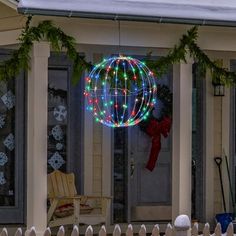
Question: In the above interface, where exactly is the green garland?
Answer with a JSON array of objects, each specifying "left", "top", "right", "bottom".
[
  {"left": 146, "top": 26, "right": 235, "bottom": 85},
  {"left": 0, "top": 16, "right": 91, "bottom": 84},
  {"left": 0, "top": 16, "right": 236, "bottom": 86}
]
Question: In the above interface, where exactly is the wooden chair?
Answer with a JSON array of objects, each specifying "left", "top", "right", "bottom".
[{"left": 47, "top": 170, "right": 111, "bottom": 227}]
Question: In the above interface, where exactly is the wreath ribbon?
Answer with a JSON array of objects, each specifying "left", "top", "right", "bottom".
[{"left": 139, "top": 84, "right": 172, "bottom": 171}]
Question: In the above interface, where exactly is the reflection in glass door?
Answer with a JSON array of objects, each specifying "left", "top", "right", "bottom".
[
  {"left": 47, "top": 54, "right": 83, "bottom": 193},
  {"left": 0, "top": 50, "right": 25, "bottom": 224}
]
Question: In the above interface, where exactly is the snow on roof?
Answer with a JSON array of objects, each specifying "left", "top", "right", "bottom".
[{"left": 17, "top": 0, "right": 236, "bottom": 24}]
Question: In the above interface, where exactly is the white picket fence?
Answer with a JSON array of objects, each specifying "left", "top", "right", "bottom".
[{"left": 0, "top": 215, "right": 235, "bottom": 236}]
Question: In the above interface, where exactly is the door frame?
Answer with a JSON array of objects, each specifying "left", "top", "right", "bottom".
[
  {"left": 48, "top": 53, "right": 84, "bottom": 192},
  {"left": 127, "top": 64, "right": 173, "bottom": 222}
]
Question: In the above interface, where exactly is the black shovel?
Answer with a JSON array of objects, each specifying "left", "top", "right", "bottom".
[
  {"left": 223, "top": 150, "right": 236, "bottom": 215},
  {"left": 214, "top": 157, "right": 233, "bottom": 233},
  {"left": 215, "top": 157, "right": 226, "bottom": 212}
]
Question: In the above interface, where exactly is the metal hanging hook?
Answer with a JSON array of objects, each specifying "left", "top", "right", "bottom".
[{"left": 118, "top": 20, "right": 122, "bottom": 56}]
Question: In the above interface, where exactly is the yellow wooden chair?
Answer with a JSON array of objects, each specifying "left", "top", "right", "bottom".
[{"left": 47, "top": 170, "right": 111, "bottom": 227}]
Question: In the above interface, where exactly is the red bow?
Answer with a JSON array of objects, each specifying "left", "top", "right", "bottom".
[{"left": 145, "top": 116, "right": 171, "bottom": 171}]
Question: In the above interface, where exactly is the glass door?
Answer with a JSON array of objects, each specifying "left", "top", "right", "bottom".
[{"left": 47, "top": 54, "right": 83, "bottom": 192}]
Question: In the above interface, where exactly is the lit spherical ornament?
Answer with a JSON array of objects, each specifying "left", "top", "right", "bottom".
[{"left": 84, "top": 56, "right": 157, "bottom": 127}]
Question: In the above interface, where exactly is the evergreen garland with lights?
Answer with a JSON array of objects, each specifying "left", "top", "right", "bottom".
[{"left": 0, "top": 17, "right": 236, "bottom": 86}]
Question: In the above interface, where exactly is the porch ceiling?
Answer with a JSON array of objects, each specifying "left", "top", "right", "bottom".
[{"left": 17, "top": 0, "right": 236, "bottom": 26}]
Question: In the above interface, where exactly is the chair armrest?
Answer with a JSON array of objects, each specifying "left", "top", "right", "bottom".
[
  {"left": 48, "top": 196, "right": 82, "bottom": 200},
  {"left": 76, "top": 195, "right": 112, "bottom": 200}
]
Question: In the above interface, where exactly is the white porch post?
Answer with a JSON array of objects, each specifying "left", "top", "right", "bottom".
[
  {"left": 204, "top": 69, "right": 214, "bottom": 223},
  {"left": 27, "top": 42, "right": 50, "bottom": 234},
  {"left": 172, "top": 58, "right": 193, "bottom": 221}
]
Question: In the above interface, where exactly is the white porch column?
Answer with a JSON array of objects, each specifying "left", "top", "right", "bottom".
[
  {"left": 221, "top": 58, "right": 231, "bottom": 213},
  {"left": 204, "top": 69, "right": 214, "bottom": 223},
  {"left": 172, "top": 58, "right": 193, "bottom": 221},
  {"left": 27, "top": 42, "right": 50, "bottom": 234}
]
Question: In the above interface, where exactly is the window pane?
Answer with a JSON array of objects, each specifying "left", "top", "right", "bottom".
[
  {"left": 48, "top": 69, "right": 68, "bottom": 173},
  {"left": 0, "top": 80, "right": 16, "bottom": 206},
  {"left": 113, "top": 128, "right": 127, "bottom": 223}
]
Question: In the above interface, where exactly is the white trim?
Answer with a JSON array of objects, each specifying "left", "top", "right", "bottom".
[
  {"left": 0, "top": 0, "right": 17, "bottom": 10},
  {"left": 18, "top": 0, "right": 236, "bottom": 23},
  {"left": 204, "top": 70, "right": 215, "bottom": 223},
  {"left": 222, "top": 58, "right": 231, "bottom": 213},
  {"left": 83, "top": 52, "right": 94, "bottom": 195},
  {"left": 27, "top": 18, "right": 236, "bottom": 52},
  {"left": 27, "top": 42, "right": 50, "bottom": 233},
  {"left": 172, "top": 57, "right": 193, "bottom": 221}
]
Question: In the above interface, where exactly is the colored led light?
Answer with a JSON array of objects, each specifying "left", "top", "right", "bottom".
[{"left": 84, "top": 56, "right": 157, "bottom": 128}]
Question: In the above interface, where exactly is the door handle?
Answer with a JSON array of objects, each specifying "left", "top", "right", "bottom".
[{"left": 130, "top": 158, "right": 135, "bottom": 178}]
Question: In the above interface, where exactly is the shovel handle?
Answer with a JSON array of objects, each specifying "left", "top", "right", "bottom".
[
  {"left": 214, "top": 156, "right": 226, "bottom": 212},
  {"left": 214, "top": 157, "right": 222, "bottom": 166}
]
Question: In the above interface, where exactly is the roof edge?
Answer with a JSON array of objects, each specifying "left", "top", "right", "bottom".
[{"left": 17, "top": 7, "right": 236, "bottom": 27}]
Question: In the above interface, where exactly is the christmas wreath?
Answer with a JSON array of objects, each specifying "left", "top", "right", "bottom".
[{"left": 139, "top": 84, "right": 172, "bottom": 171}]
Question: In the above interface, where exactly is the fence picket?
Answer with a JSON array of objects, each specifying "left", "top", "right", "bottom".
[
  {"left": 191, "top": 223, "right": 198, "bottom": 236},
  {"left": 14, "top": 228, "right": 22, "bottom": 236},
  {"left": 29, "top": 227, "right": 36, "bottom": 236},
  {"left": 99, "top": 225, "right": 106, "bottom": 236},
  {"left": 0, "top": 215, "right": 235, "bottom": 236},
  {"left": 71, "top": 225, "right": 79, "bottom": 236},
  {"left": 85, "top": 226, "right": 93, "bottom": 236},
  {"left": 152, "top": 224, "right": 160, "bottom": 236},
  {"left": 226, "top": 222, "right": 234, "bottom": 236},
  {"left": 113, "top": 224, "right": 121, "bottom": 236},
  {"left": 214, "top": 223, "right": 221, "bottom": 236},
  {"left": 43, "top": 228, "right": 51, "bottom": 236},
  {"left": 126, "top": 224, "right": 133, "bottom": 236},
  {"left": 165, "top": 223, "right": 173, "bottom": 236},
  {"left": 203, "top": 223, "right": 210, "bottom": 236},
  {"left": 139, "top": 224, "right": 146, "bottom": 236},
  {"left": 0, "top": 228, "right": 8, "bottom": 236}
]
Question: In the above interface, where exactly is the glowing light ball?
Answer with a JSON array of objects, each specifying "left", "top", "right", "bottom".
[{"left": 84, "top": 56, "right": 157, "bottom": 127}]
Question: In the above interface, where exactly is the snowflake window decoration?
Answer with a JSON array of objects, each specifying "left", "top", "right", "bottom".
[
  {"left": 0, "top": 152, "right": 8, "bottom": 166},
  {"left": 0, "top": 172, "right": 6, "bottom": 185},
  {"left": 51, "top": 125, "right": 63, "bottom": 141},
  {"left": 56, "top": 143, "right": 63, "bottom": 151},
  {"left": 48, "top": 152, "right": 65, "bottom": 170},
  {"left": 3, "top": 133, "right": 14, "bottom": 151},
  {"left": 84, "top": 56, "right": 157, "bottom": 127},
  {"left": 1, "top": 90, "right": 15, "bottom": 110},
  {"left": 0, "top": 115, "right": 6, "bottom": 128},
  {"left": 53, "top": 105, "right": 67, "bottom": 122}
]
